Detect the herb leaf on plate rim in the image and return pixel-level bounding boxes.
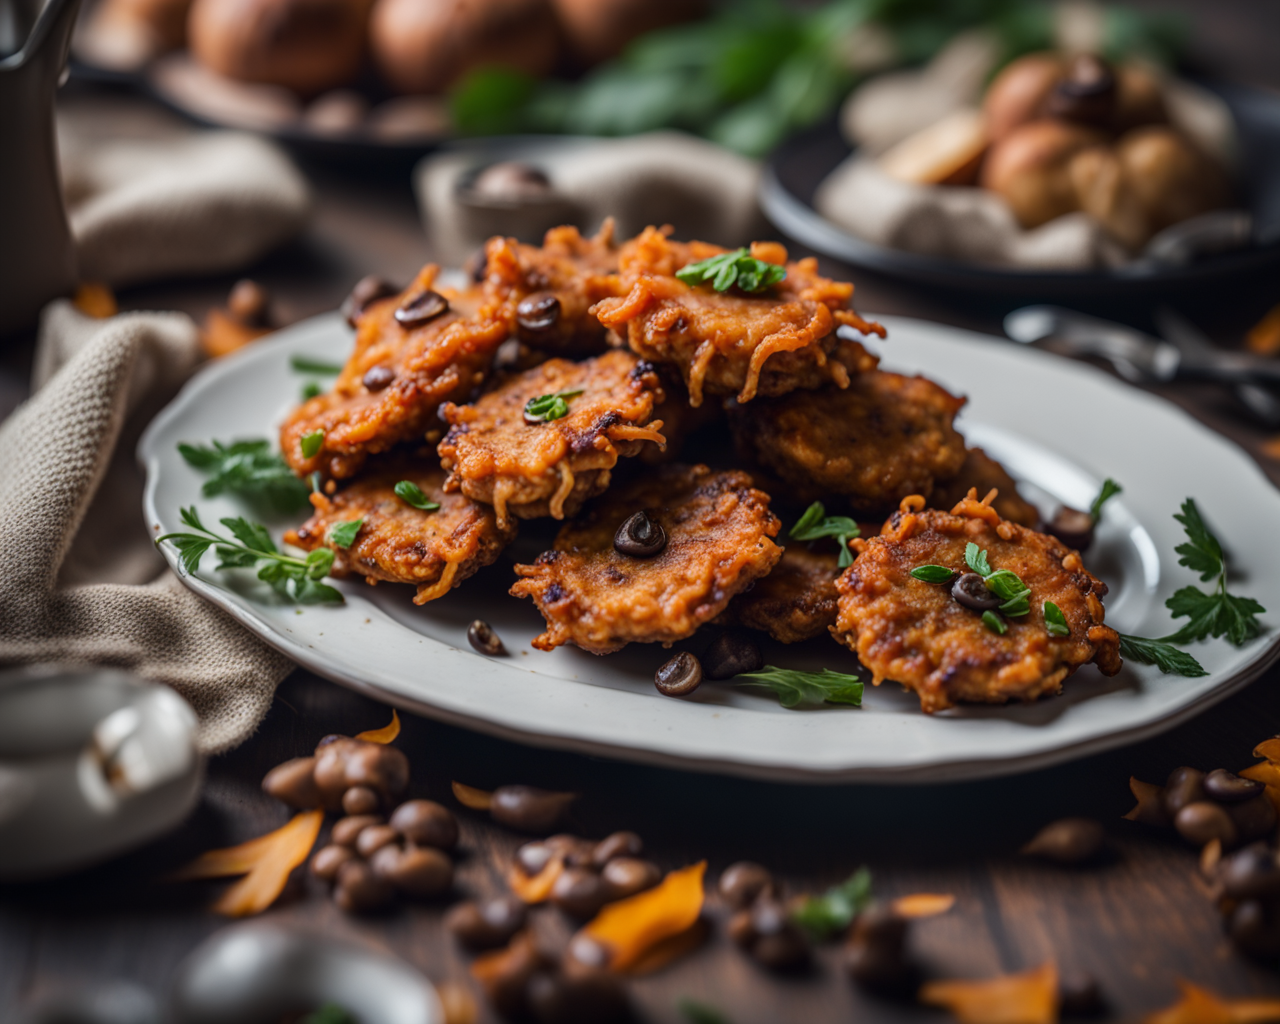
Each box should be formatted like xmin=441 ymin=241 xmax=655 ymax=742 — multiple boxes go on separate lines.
xmin=733 ymin=666 xmax=863 ymax=709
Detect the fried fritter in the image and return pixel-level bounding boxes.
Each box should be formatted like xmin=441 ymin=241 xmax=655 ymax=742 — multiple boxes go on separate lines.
xmin=592 ymin=227 xmax=885 ymax=406
xmin=438 ymin=350 xmax=668 ymax=528
xmin=729 ymin=370 xmax=968 ymax=514
xmin=286 ymin=467 xmax=516 ymax=605
xmin=719 ymin=545 xmax=841 ymax=643
xmin=831 ymin=492 xmax=1122 ymax=713
xmin=510 ymin=464 xmax=783 ymax=654
xmin=931 ymin=446 xmax=1041 ymax=527
xmin=280 ymin=265 xmax=509 ymax=481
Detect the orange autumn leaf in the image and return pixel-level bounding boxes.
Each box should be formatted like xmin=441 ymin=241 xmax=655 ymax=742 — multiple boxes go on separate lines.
xmin=73 ymin=282 xmax=117 ymax=319
xmin=453 ymin=780 xmax=494 ymax=810
xmin=1239 ymin=762 xmax=1280 ymax=816
xmin=1146 ymin=980 xmax=1280 ymax=1024
xmin=623 ymin=918 xmax=709 ymax=976
xmin=508 ymin=853 xmax=564 ymax=904
xmin=1253 ymin=739 xmax=1280 ymax=763
xmin=577 ymin=861 xmax=706 ymax=972
xmin=893 ymin=893 xmax=956 ymax=918
xmin=172 ymin=811 xmax=322 ymax=917
xmin=920 ymin=962 xmax=1058 ymax=1024
xmin=1246 ymin=303 xmax=1280 ymax=356
xmin=356 ymin=709 xmax=401 ymax=744
xmin=201 ymin=307 xmax=270 ymax=358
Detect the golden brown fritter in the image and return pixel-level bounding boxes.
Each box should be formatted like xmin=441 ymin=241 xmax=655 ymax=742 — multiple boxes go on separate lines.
xmin=510 ymin=464 xmax=783 ymax=654
xmin=831 ymin=493 xmax=1122 ymax=713
xmin=719 ymin=545 xmax=841 ymax=643
xmin=280 ymin=266 xmax=509 ymax=481
xmin=592 ymin=227 xmax=885 ymax=406
xmin=438 ymin=350 xmax=668 ymax=528
xmin=729 ymin=370 xmax=969 ymax=514
xmin=286 ymin=467 xmax=516 ymax=605
xmin=931 ymin=446 xmax=1041 ymax=527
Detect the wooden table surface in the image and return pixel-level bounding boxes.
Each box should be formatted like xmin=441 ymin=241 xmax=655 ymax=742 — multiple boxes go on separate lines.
xmin=6 ymin=13 xmax=1280 ymax=1017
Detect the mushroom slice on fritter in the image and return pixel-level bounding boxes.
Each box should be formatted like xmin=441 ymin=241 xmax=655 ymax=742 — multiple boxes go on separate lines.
xmin=831 ymin=491 xmax=1122 ymax=714
xmin=718 ymin=545 xmax=842 ymax=644
xmin=510 ymin=464 xmax=783 ymax=654
xmin=591 ymin=226 xmax=884 ymax=406
xmin=438 ymin=350 xmax=668 ymax=528
xmin=729 ymin=370 xmax=969 ymax=514
xmin=286 ymin=468 xmax=516 ymax=605
xmin=930 ymin=446 xmax=1041 ymax=527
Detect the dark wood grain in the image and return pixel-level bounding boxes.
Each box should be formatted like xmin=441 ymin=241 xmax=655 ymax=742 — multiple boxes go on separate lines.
xmin=7 ymin=11 xmax=1280 ymax=1015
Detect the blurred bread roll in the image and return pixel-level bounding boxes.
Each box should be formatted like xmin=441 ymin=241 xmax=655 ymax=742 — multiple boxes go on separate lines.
xmin=550 ymin=0 xmax=700 ymax=65
xmin=981 ymin=119 xmax=1103 ymax=228
xmin=188 ymin=0 xmax=372 ymax=95
xmin=370 ymin=0 xmax=558 ymax=95
xmin=878 ymin=109 xmax=987 ymax=186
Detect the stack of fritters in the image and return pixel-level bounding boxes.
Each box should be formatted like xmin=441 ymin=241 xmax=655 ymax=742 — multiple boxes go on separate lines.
xmin=283 ymin=222 xmax=1121 ymax=711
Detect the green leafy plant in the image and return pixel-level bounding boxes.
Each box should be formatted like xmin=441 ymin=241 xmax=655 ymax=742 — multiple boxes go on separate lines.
xmin=790 ymin=501 xmax=860 ymax=568
xmin=915 ymin=543 xmax=1030 ymax=632
xmin=791 ymin=867 xmax=872 ymax=939
xmin=982 ymin=610 xmax=1007 ymax=635
xmin=177 ymin=439 xmax=310 ymax=514
xmin=909 ymin=565 xmax=954 ymax=584
xmin=675 ymin=248 xmax=787 ymax=293
xmin=1044 ymin=600 xmax=1070 ymax=637
xmin=157 ymin=506 xmax=341 ymax=604
xmin=524 ymin=389 xmax=584 ymax=423
xmin=290 ymin=356 xmax=345 ymax=375
xmin=327 ymin=519 xmax=363 ymax=549
xmin=1090 ymin=478 xmax=1122 ymax=522
xmin=734 ymin=666 xmax=863 ymax=709
xmin=394 ymin=480 xmax=441 ymax=511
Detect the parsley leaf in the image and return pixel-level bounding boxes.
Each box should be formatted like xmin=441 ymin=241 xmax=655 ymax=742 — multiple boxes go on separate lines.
xmin=911 ymin=565 xmax=954 ymax=584
xmin=982 ymin=610 xmax=1007 ymax=635
xmin=178 ymin=439 xmax=310 ymax=514
xmin=524 ymin=388 xmax=584 ymax=423
xmin=290 ymin=356 xmax=345 ymax=375
xmin=675 ymin=248 xmax=787 ymax=294
xmin=1044 ymin=601 xmax=1070 ymax=637
xmin=1089 ymin=478 xmax=1122 ymax=522
xmin=157 ymin=506 xmax=343 ymax=604
xmin=1118 ymin=635 xmax=1207 ymax=676
xmin=791 ymin=867 xmax=872 ymax=940
xmin=1172 ymin=498 xmax=1224 ymax=582
xmin=734 ymin=666 xmax=863 ymax=709
xmin=965 ymin=542 xmax=992 ymax=577
xmin=300 ymin=430 xmax=325 ymax=459
xmin=394 ymin=480 xmax=441 ymax=511
xmin=789 ymin=501 xmax=860 ymax=568
xmin=328 ymin=518 xmax=363 ymax=549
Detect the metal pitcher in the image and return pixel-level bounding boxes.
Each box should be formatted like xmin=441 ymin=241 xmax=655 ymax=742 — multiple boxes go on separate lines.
xmin=0 ymin=0 xmax=82 ymax=337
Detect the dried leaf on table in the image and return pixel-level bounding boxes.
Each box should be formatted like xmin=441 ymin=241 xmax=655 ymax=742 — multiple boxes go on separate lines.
xmin=1145 ymin=980 xmax=1280 ymax=1024
xmin=920 ymin=961 xmax=1058 ymax=1024
xmin=356 ymin=709 xmax=401 ymax=744
xmin=575 ymin=861 xmax=706 ymax=972
xmin=452 ymin=781 xmax=494 ymax=810
xmin=171 ymin=810 xmax=322 ymax=917
xmin=892 ymin=892 xmax=956 ymax=918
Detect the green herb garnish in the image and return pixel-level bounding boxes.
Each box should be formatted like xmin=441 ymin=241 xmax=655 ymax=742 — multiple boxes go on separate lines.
xmin=791 ymin=867 xmax=872 ymax=940
xmin=300 ymin=1004 xmax=358 ymax=1024
xmin=394 ymin=480 xmax=441 ymax=511
xmin=1117 ymin=635 xmax=1207 ymax=676
xmin=1044 ymin=601 xmax=1070 ymax=637
xmin=964 ymin=542 xmax=992 ymax=577
xmin=301 ymin=381 xmax=323 ymax=401
xmin=675 ymin=248 xmax=787 ymax=293
xmin=679 ymin=1000 xmax=731 ymax=1024
xmin=790 ymin=501 xmax=860 ymax=568
xmin=524 ymin=388 xmax=584 ymax=423
xmin=982 ymin=610 xmax=1007 ymax=635
xmin=177 ymin=439 xmax=310 ymax=514
xmin=157 ymin=506 xmax=341 ymax=604
xmin=910 ymin=565 xmax=954 ymax=584
xmin=734 ymin=666 xmax=862 ymax=709
xmin=290 ymin=356 xmax=345 ymax=375
xmin=984 ymin=570 xmax=1031 ymax=617
xmin=327 ymin=518 xmax=363 ymax=549
xmin=1089 ymin=478 xmax=1123 ymax=522
xmin=300 ymin=430 xmax=325 ymax=459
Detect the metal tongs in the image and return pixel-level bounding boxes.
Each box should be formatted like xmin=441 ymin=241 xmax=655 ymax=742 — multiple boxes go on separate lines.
xmin=1004 ymin=305 xmax=1280 ymax=426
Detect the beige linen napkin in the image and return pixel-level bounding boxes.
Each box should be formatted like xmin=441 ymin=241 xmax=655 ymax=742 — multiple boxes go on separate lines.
xmin=415 ymin=131 xmax=768 ymax=267
xmin=0 ymin=302 xmax=291 ymax=754
xmin=59 ymin=129 xmax=311 ymax=288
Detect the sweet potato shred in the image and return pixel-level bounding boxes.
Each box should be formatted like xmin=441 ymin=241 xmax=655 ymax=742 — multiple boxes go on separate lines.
xmin=1240 ymin=762 xmax=1280 ymax=816
xmin=1252 ymin=739 xmax=1280 ymax=763
xmin=892 ymin=893 xmax=956 ymax=918
xmin=920 ymin=962 xmax=1059 ymax=1024
xmin=1145 ymin=980 xmax=1280 ymax=1024
xmin=172 ymin=810 xmax=322 ymax=917
xmin=452 ymin=781 xmax=494 ymax=810
xmin=508 ymin=854 xmax=565 ymax=904
xmin=356 ymin=709 xmax=401 ymax=744
xmin=576 ymin=861 xmax=706 ymax=971
xmin=623 ymin=918 xmax=709 ymax=976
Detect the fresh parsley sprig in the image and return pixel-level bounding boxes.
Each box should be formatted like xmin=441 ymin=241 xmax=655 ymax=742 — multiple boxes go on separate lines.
xmin=178 ymin=439 xmax=310 ymax=514
xmin=157 ymin=506 xmax=341 ymax=604
xmin=790 ymin=502 xmax=860 ymax=569
xmin=524 ymin=388 xmax=584 ymax=423
xmin=290 ymin=356 xmax=345 ymax=375
xmin=913 ymin=543 xmax=1032 ymax=634
xmin=1117 ymin=635 xmax=1207 ymax=677
xmin=395 ymin=480 xmax=441 ymax=511
xmin=327 ymin=518 xmax=363 ymax=549
xmin=675 ymin=249 xmax=787 ymax=294
xmin=734 ymin=666 xmax=863 ymax=709
xmin=1090 ymin=478 xmax=1122 ymax=522
xmin=1044 ymin=601 xmax=1070 ymax=637
xmin=791 ymin=867 xmax=872 ymax=940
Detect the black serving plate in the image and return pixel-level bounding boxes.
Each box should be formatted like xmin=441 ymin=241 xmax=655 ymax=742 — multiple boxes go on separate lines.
xmin=761 ymin=83 xmax=1280 ymax=316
